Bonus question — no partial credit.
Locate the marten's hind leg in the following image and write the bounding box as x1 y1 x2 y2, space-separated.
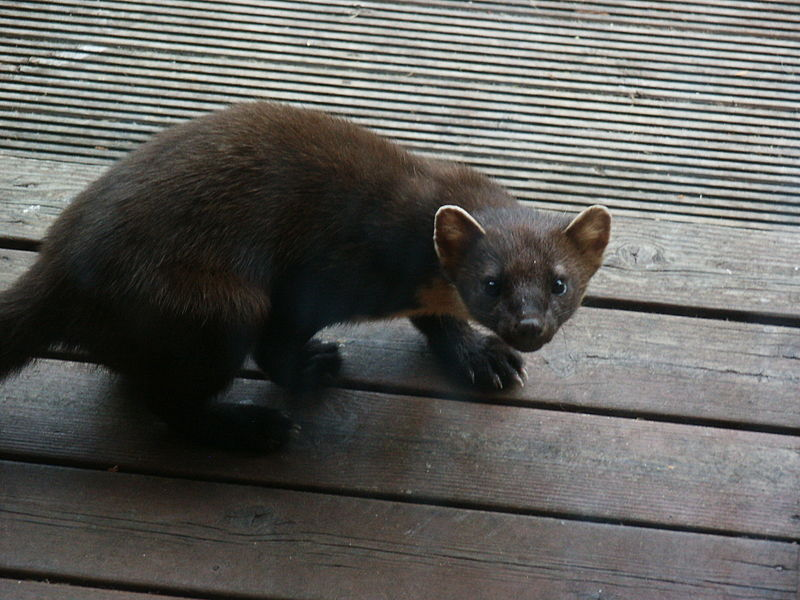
120 320 293 451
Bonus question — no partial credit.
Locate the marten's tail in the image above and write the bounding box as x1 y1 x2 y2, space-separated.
0 258 64 380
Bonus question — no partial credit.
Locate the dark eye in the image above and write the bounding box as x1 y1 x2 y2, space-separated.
483 277 502 297
551 278 568 296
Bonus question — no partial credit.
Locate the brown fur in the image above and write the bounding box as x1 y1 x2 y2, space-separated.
0 102 611 451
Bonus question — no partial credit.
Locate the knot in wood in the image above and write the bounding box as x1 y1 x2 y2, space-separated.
609 242 666 270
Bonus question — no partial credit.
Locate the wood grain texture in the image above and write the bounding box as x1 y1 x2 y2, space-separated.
5 36 799 104
326 316 800 428
2 156 799 319
2 359 798 539
367 0 800 39
1 0 798 230
1 461 796 600
2 248 797 427
3 107 798 226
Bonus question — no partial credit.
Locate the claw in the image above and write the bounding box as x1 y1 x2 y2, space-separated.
512 371 525 388
492 373 503 389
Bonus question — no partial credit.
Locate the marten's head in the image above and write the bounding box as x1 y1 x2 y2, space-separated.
434 204 611 352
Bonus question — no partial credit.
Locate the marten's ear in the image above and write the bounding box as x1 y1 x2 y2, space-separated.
563 205 612 269
434 205 486 271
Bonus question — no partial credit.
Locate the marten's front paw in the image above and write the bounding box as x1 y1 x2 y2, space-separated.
457 335 526 391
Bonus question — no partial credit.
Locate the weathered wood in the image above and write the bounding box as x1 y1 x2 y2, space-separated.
4 109 799 224
3 32 796 133
6 35 800 102
450 0 800 37
2 0 799 231
0 579 205 600
1 461 796 600
3 71 794 155
328 317 800 428
5 101 799 228
3 68 799 181
2 247 798 427
3 164 798 320
5 36 798 116
2 358 799 539
13 0 800 62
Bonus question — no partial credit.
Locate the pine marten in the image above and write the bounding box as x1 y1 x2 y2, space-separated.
0 102 611 451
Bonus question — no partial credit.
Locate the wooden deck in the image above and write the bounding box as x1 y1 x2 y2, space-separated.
1 1 798 598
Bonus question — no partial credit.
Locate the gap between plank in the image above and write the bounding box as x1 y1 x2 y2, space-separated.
582 296 800 329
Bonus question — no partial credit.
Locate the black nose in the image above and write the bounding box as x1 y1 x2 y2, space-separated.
518 316 543 338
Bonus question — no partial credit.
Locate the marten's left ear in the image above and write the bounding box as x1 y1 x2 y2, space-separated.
563 205 612 269
434 205 486 271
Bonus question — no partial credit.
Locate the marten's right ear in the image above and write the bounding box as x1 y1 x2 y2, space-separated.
434 205 486 272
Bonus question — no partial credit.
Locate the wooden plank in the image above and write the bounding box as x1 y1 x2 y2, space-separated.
0 579 206 600
6 92 799 209
2 358 799 538
1 461 796 600
5 112 798 220
273 0 800 43
3 24 794 97
6 32 800 96
3 29 793 129
6 89 797 184
3 85 796 186
3 5 799 108
441 0 800 37
2 247 798 428
6 43 797 132
5 120 799 233
592 217 800 320
3 2 798 229
19 0 800 59
5 111 799 226
6 47 795 138
5 91 797 190
3 156 798 319
3 75 798 196
3 6 797 203
5 21 799 106
4 86 798 201
0 156 102 242
328 316 800 428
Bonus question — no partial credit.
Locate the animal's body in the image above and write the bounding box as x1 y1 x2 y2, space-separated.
0 102 611 450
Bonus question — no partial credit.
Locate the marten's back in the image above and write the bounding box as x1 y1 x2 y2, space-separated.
50 104 422 261
40 103 460 318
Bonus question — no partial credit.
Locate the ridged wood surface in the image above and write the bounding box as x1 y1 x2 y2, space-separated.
1 0 798 229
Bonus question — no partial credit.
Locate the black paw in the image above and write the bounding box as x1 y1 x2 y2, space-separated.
188 404 297 452
453 334 526 391
289 339 342 394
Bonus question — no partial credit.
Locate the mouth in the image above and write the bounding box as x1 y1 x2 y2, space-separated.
504 336 549 353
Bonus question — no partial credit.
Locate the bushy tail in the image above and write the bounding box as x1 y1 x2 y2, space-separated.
0 259 64 380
